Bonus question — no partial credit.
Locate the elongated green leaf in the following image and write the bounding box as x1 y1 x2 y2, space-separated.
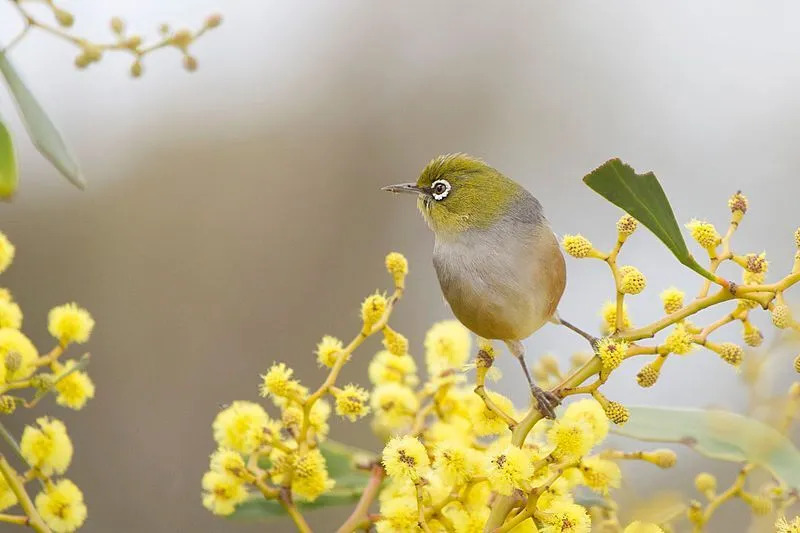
615 406 800 490
0 118 17 199
583 159 715 282
231 440 376 520
0 51 84 189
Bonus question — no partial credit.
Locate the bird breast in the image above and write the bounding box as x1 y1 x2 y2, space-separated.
432 218 566 341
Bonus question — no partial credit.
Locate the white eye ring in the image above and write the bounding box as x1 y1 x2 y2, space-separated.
431 179 451 201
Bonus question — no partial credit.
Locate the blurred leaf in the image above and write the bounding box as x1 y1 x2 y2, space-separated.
626 490 687 525
0 118 17 199
583 159 715 282
0 51 84 189
231 439 376 520
615 406 800 490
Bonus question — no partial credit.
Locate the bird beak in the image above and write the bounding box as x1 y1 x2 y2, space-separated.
381 183 423 195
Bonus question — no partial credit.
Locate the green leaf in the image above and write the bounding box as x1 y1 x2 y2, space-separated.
230 440 376 520
615 406 800 490
0 118 18 199
583 159 716 282
0 51 85 189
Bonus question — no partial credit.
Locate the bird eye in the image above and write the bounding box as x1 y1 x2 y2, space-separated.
431 179 451 201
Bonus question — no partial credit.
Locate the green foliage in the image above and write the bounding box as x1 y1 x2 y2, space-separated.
616 406 800 490
0 51 84 189
0 118 18 199
583 159 717 282
230 440 375 520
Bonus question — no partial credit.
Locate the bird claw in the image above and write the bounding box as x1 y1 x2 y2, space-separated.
531 386 560 419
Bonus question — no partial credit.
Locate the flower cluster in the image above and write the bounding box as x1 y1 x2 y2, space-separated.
0 231 95 532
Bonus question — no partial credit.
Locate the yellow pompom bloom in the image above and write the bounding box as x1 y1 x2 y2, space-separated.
619 266 647 295
538 501 591 533
617 214 638 236
486 445 533 495
424 320 471 375
315 335 344 367
334 384 370 421
0 470 18 511
0 328 38 382
562 399 609 443
385 252 409 286
376 496 419 533
48 303 95 345
660 287 684 315
259 362 306 401
209 448 250 482
212 401 270 454
595 337 628 372
0 232 15 274
0 299 22 329
776 516 800 533
579 456 621 494
562 234 594 259
433 441 481 486
20 417 73 476
664 323 694 355
361 292 388 330
371 383 418 429
600 301 631 334
201 470 248 516
368 350 418 386
686 219 720 249
35 479 87 533
623 522 664 533
382 326 409 356
292 449 335 501
53 360 96 410
771 304 792 329
470 390 515 436
548 418 594 460
382 435 429 481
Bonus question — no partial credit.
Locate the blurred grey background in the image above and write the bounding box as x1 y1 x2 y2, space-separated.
0 1 799 531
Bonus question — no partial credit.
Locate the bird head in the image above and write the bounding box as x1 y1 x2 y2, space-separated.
382 153 523 236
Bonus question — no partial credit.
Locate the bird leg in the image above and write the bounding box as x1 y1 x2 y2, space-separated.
505 340 560 419
554 315 599 349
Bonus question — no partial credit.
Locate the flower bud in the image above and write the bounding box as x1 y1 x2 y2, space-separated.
171 29 193 49
694 472 716 494
771 304 792 329
603 401 629 425
562 234 594 259
728 191 748 217
130 61 143 78
54 8 74 27
385 252 408 288
687 501 704 527
744 253 768 274
660 287 684 315
616 214 638 237
794 353 800 374
636 362 660 388
31 374 55 393
795 227 800 248
740 492 772 516
4 350 21 373
742 321 763 347
124 35 143 49
382 326 408 357
183 55 198 72
714 342 743 367
111 16 125 34
206 14 223 28
643 448 676 468
619 266 647 295
361 292 388 331
686 220 720 249
0 395 15 414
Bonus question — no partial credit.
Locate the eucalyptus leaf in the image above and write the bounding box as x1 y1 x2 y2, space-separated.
0 50 85 189
615 406 800 490
583 159 716 282
0 118 17 199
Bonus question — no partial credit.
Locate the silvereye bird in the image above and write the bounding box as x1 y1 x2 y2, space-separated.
383 153 593 418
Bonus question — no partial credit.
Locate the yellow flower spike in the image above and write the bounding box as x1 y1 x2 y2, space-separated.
623 522 664 533
537 501 591 533
740 492 772 516
385 252 409 288
708 342 743 367
292 448 335 501
486 445 533 495
0 469 19 511
600 301 631 335
664 323 694 355
641 449 677 468
0 299 22 329
562 398 609 443
686 219 721 250
742 321 764 347
334 384 370 422
371 382 418 429
315 335 344 367
35 479 87 533
53 360 96 410
48 303 95 345
212 401 270 454
580 456 621 495
201 470 248 516
619 266 647 295
470 389 515 436
0 232 15 274
376 496 419 533
659 287 684 315
595 337 628 372
382 326 409 357
368 350 418 386
361 292 388 331
617 214 638 237
728 191 748 219
259 362 306 401
433 441 480 486
20 417 73 476
562 234 595 259
771 303 793 329
776 516 800 533
0 328 38 382
547 418 594 460
424 320 471 375
382 435 429 482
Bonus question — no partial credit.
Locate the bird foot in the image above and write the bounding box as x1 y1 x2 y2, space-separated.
531 386 560 419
